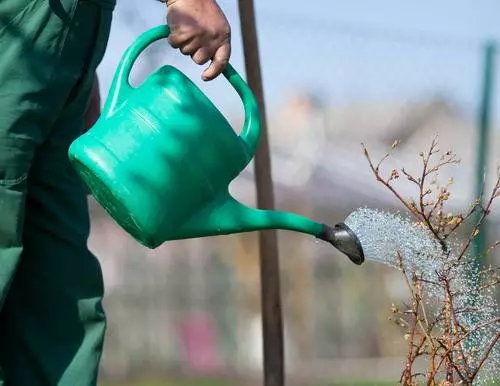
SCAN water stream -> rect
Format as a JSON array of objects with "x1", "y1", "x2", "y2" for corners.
[{"x1": 344, "y1": 207, "x2": 500, "y2": 384}]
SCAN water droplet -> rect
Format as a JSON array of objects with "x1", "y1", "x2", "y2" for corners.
[{"x1": 344, "y1": 207, "x2": 500, "y2": 383}]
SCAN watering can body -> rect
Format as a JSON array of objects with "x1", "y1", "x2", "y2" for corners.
[{"x1": 68, "y1": 25, "x2": 325, "y2": 249}]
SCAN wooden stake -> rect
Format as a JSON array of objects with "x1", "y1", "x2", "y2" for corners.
[{"x1": 237, "y1": 1, "x2": 284, "y2": 386}]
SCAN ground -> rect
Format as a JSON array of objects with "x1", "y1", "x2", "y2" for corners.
[
  {"x1": 100, "y1": 380, "x2": 500, "y2": 386},
  {"x1": 100, "y1": 380, "x2": 396, "y2": 386}
]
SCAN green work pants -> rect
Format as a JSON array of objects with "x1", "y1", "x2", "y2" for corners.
[{"x1": 0, "y1": 0, "x2": 114, "y2": 384}]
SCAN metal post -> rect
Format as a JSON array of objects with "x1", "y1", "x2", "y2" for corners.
[
  {"x1": 472, "y1": 41, "x2": 496, "y2": 263},
  {"x1": 237, "y1": 2, "x2": 284, "y2": 386}
]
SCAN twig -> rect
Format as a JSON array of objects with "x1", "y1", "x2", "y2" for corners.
[
  {"x1": 362, "y1": 137, "x2": 500, "y2": 384},
  {"x1": 363, "y1": 144, "x2": 422, "y2": 221},
  {"x1": 399, "y1": 254, "x2": 437, "y2": 353},
  {"x1": 434, "y1": 317, "x2": 500, "y2": 375},
  {"x1": 470, "y1": 331, "x2": 500, "y2": 378},
  {"x1": 458, "y1": 176, "x2": 500, "y2": 260}
]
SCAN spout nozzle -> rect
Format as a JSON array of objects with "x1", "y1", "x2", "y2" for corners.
[{"x1": 317, "y1": 223, "x2": 365, "y2": 265}]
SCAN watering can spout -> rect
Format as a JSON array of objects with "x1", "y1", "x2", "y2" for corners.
[
  {"x1": 316, "y1": 223, "x2": 365, "y2": 265},
  {"x1": 171, "y1": 193, "x2": 365, "y2": 266},
  {"x1": 172, "y1": 192, "x2": 324, "y2": 240}
]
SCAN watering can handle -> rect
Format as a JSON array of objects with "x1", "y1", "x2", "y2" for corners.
[{"x1": 106, "y1": 25, "x2": 262, "y2": 160}]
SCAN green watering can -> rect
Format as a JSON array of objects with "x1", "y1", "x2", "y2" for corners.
[{"x1": 68, "y1": 25, "x2": 364, "y2": 265}]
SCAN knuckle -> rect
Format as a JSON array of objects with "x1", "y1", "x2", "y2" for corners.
[
  {"x1": 215, "y1": 28, "x2": 230, "y2": 42},
  {"x1": 180, "y1": 46, "x2": 193, "y2": 55},
  {"x1": 193, "y1": 56, "x2": 208, "y2": 65},
  {"x1": 169, "y1": 41, "x2": 182, "y2": 49},
  {"x1": 205, "y1": 25, "x2": 230, "y2": 41},
  {"x1": 214, "y1": 58, "x2": 228, "y2": 66},
  {"x1": 213, "y1": 52, "x2": 229, "y2": 64},
  {"x1": 168, "y1": 36, "x2": 182, "y2": 48}
]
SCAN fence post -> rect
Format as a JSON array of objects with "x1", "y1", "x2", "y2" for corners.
[
  {"x1": 237, "y1": 2, "x2": 285, "y2": 386},
  {"x1": 472, "y1": 41, "x2": 496, "y2": 263}
]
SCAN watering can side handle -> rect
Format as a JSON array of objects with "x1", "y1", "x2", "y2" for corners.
[
  {"x1": 222, "y1": 65, "x2": 262, "y2": 160},
  {"x1": 103, "y1": 25, "x2": 172, "y2": 116}
]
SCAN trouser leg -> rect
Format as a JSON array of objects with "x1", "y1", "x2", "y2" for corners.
[{"x1": 0, "y1": 0, "x2": 113, "y2": 384}]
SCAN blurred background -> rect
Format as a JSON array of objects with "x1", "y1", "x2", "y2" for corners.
[{"x1": 92, "y1": 0, "x2": 500, "y2": 384}]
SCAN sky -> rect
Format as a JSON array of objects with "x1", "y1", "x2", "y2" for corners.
[{"x1": 97, "y1": 0, "x2": 500, "y2": 122}]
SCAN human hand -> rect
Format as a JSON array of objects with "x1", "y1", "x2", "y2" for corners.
[{"x1": 165, "y1": 0, "x2": 231, "y2": 81}]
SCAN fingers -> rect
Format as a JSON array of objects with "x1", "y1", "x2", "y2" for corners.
[
  {"x1": 202, "y1": 41, "x2": 230, "y2": 81},
  {"x1": 180, "y1": 38, "x2": 200, "y2": 56},
  {"x1": 169, "y1": 33, "x2": 230, "y2": 80},
  {"x1": 164, "y1": 0, "x2": 231, "y2": 81},
  {"x1": 168, "y1": 30, "x2": 194, "y2": 50},
  {"x1": 191, "y1": 47, "x2": 211, "y2": 65},
  {"x1": 169, "y1": 33, "x2": 209, "y2": 64}
]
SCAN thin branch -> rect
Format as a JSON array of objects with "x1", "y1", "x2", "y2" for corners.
[
  {"x1": 434, "y1": 317, "x2": 500, "y2": 374},
  {"x1": 486, "y1": 240, "x2": 500, "y2": 255},
  {"x1": 445, "y1": 201, "x2": 480, "y2": 238},
  {"x1": 363, "y1": 144, "x2": 422, "y2": 221},
  {"x1": 363, "y1": 138, "x2": 500, "y2": 384},
  {"x1": 458, "y1": 176, "x2": 500, "y2": 260},
  {"x1": 470, "y1": 331, "x2": 500, "y2": 379},
  {"x1": 399, "y1": 254, "x2": 437, "y2": 352}
]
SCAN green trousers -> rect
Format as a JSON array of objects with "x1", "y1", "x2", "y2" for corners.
[{"x1": 0, "y1": 0, "x2": 114, "y2": 384}]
